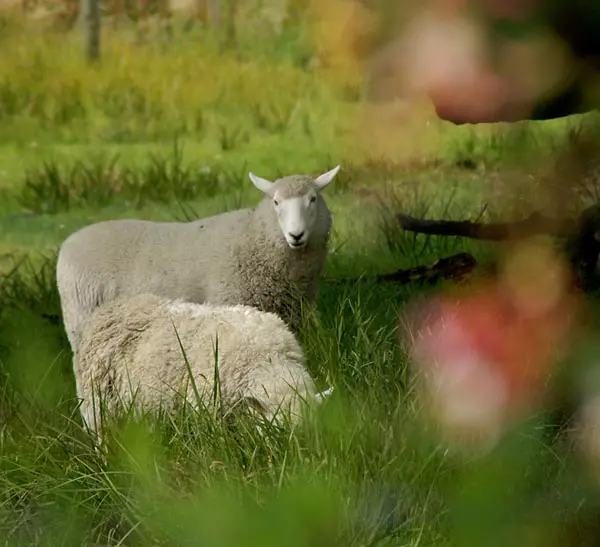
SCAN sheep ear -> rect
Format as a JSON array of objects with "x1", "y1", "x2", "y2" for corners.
[
  {"x1": 314, "y1": 165, "x2": 341, "y2": 190},
  {"x1": 315, "y1": 386, "x2": 335, "y2": 405},
  {"x1": 249, "y1": 172, "x2": 274, "y2": 196},
  {"x1": 244, "y1": 396, "x2": 269, "y2": 415}
]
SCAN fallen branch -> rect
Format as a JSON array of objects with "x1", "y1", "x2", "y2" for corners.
[
  {"x1": 325, "y1": 206, "x2": 600, "y2": 291},
  {"x1": 324, "y1": 252, "x2": 479, "y2": 286},
  {"x1": 376, "y1": 252, "x2": 478, "y2": 284},
  {"x1": 395, "y1": 205, "x2": 600, "y2": 291},
  {"x1": 396, "y1": 211, "x2": 574, "y2": 240}
]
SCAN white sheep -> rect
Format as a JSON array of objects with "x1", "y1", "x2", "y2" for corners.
[
  {"x1": 56, "y1": 166, "x2": 341, "y2": 354},
  {"x1": 74, "y1": 293, "x2": 331, "y2": 440}
]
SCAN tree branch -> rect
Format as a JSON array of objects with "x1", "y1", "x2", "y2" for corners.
[
  {"x1": 396, "y1": 211, "x2": 575, "y2": 240},
  {"x1": 324, "y1": 252, "x2": 479, "y2": 286},
  {"x1": 325, "y1": 205, "x2": 600, "y2": 292}
]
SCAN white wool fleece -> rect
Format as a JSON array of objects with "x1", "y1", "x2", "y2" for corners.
[
  {"x1": 57, "y1": 167, "x2": 340, "y2": 354},
  {"x1": 75, "y1": 293, "x2": 320, "y2": 440}
]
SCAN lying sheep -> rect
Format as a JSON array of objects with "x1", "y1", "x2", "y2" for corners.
[
  {"x1": 75, "y1": 293, "x2": 330, "y2": 440},
  {"x1": 57, "y1": 166, "x2": 341, "y2": 354}
]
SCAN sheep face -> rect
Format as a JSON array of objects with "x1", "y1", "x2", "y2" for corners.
[{"x1": 249, "y1": 166, "x2": 340, "y2": 250}]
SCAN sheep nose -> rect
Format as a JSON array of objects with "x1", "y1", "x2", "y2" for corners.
[{"x1": 289, "y1": 231, "x2": 305, "y2": 241}]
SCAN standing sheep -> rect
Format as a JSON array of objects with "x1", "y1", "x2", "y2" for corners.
[
  {"x1": 56, "y1": 166, "x2": 341, "y2": 354},
  {"x1": 75, "y1": 293, "x2": 327, "y2": 440}
]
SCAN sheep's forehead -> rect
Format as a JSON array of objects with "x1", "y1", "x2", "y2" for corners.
[{"x1": 272, "y1": 176, "x2": 317, "y2": 199}]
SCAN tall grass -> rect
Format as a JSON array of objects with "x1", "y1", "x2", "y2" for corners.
[
  {"x1": 0, "y1": 248, "x2": 448, "y2": 545},
  {"x1": 0, "y1": 7, "x2": 584, "y2": 181},
  {"x1": 0, "y1": 13, "x2": 351, "y2": 147},
  {"x1": 16, "y1": 140, "x2": 245, "y2": 213},
  {"x1": 0, "y1": 249, "x2": 596, "y2": 546},
  {"x1": 3, "y1": 9, "x2": 600, "y2": 546}
]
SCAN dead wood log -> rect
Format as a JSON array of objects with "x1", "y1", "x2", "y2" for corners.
[
  {"x1": 396, "y1": 211, "x2": 575, "y2": 240},
  {"x1": 395, "y1": 204, "x2": 600, "y2": 292},
  {"x1": 375, "y1": 252, "x2": 478, "y2": 284},
  {"x1": 324, "y1": 206, "x2": 600, "y2": 291},
  {"x1": 323, "y1": 252, "x2": 479, "y2": 286}
]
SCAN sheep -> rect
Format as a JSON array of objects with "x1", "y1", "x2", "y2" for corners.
[
  {"x1": 56, "y1": 166, "x2": 341, "y2": 354},
  {"x1": 74, "y1": 293, "x2": 331, "y2": 440}
]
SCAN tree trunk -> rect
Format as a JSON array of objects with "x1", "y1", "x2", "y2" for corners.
[
  {"x1": 82, "y1": 0, "x2": 101, "y2": 61},
  {"x1": 224, "y1": 0, "x2": 236, "y2": 50},
  {"x1": 209, "y1": 0, "x2": 220, "y2": 29}
]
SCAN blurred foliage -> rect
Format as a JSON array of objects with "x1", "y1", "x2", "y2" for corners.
[{"x1": 3, "y1": 2, "x2": 600, "y2": 545}]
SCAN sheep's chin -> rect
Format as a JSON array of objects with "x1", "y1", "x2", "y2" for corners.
[{"x1": 286, "y1": 239, "x2": 307, "y2": 250}]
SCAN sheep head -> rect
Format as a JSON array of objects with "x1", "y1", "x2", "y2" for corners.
[{"x1": 249, "y1": 166, "x2": 340, "y2": 250}]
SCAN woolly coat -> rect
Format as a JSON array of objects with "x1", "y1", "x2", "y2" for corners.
[
  {"x1": 74, "y1": 293, "x2": 317, "y2": 438},
  {"x1": 57, "y1": 176, "x2": 332, "y2": 353}
]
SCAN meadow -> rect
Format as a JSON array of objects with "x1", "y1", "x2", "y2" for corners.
[{"x1": 1, "y1": 6, "x2": 600, "y2": 545}]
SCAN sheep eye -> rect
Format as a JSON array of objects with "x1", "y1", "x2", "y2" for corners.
[
  {"x1": 310, "y1": 196, "x2": 316, "y2": 203},
  {"x1": 273, "y1": 199, "x2": 279, "y2": 206}
]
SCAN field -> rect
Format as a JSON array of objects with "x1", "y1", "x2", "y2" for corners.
[{"x1": 2, "y1": 7, "x2": 600, "y2": 546}]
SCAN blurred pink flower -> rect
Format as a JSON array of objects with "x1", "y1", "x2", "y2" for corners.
[
  {"x1": 479, "y1": 0, "x2": 538, "y2": 19},
  {"x1": 409, "y1": 278, "x2": 578, "y2": 445}
]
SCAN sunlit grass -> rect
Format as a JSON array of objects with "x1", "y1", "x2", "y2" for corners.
[{"x1": 1, "y1": 9, "x2": 600, "y2": 545}]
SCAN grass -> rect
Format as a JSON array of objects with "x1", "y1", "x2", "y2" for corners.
[{"x1": 2, "y1": 6, "x2": 600, "y2": 545}]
